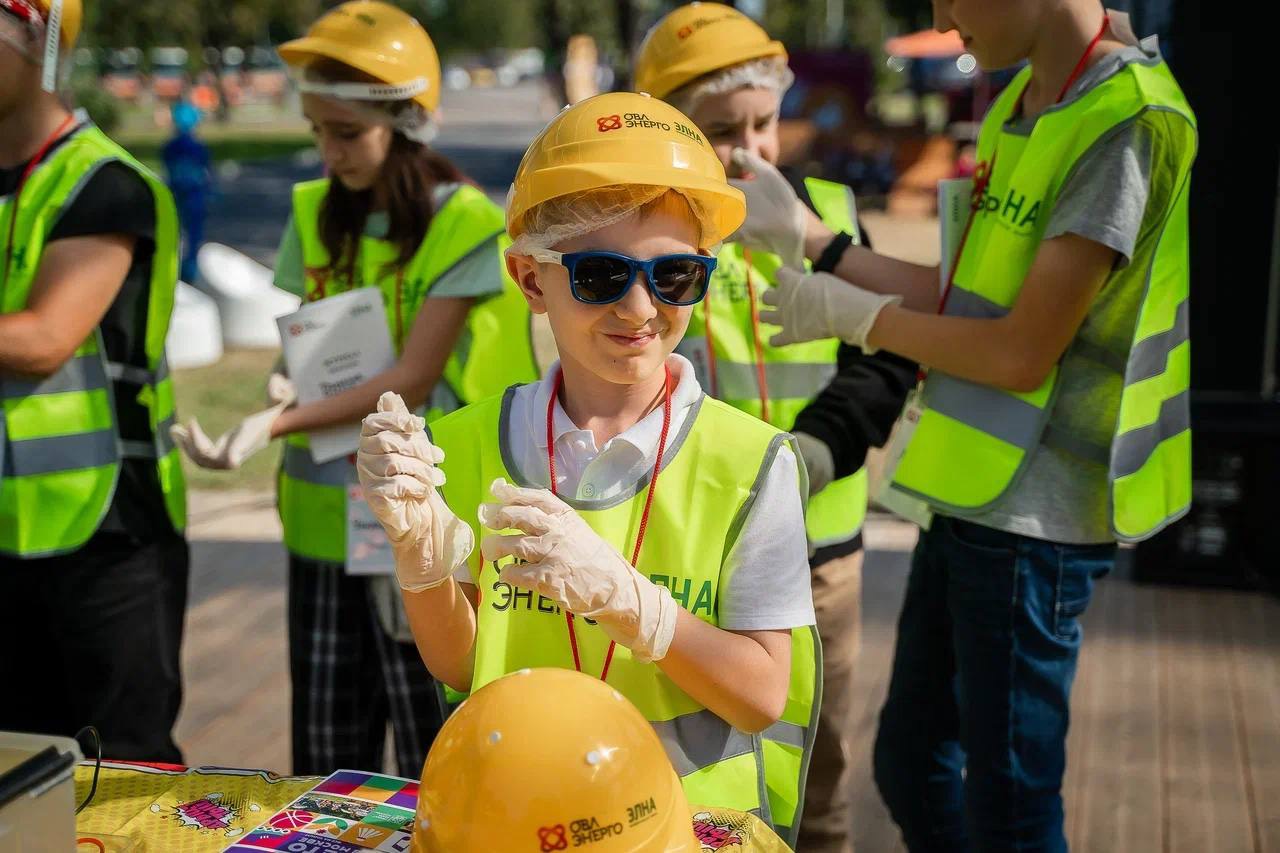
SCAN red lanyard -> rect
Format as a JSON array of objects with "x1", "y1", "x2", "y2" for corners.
[
  {"x1": 926, "y1": 14, "x2": 1109, "y2": 381},
  {"x1": 545, "y1": 363, "x2": 673, "y2": 682},
  {"x1": 2, "y1": 113, "x2": 75, "y2": 299},
  {"x1": 701, "y1": 248, "x2": 772, "y2": 424}
]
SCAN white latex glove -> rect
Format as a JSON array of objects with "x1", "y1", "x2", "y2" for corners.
[
  {"x1": 266, "y1": 372, "x2": 297, "y2": 407},
  {"x1": 170, "y1": 404, "x2": 287, "y2": 470},
  {"x1": 760, "y1": 267, "x2": 902, "y2": 353},
  {"x1": 793, "y1": 431, "x2": 835, "y2": 496},
  {"x1": 356, "y1": 392, "x2": 475, "y2": 593},
  {"x1": 728, "y1": 148, "x2": 807, "y2": 269},
  {"x1": 478, "y1": 478, "x2": 678, "y2": 663}
]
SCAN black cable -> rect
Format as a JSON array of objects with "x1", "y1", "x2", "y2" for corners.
[{"x1": 73, "y1": 726, "x2": 101, "y2": 815}]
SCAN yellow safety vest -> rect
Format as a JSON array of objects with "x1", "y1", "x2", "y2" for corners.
[
  {"x1": 1, "y1": 124, "x2": 185, "y2": 557},
  {"x1": 888, "y1": 53, "x2": 1197, "y2": 543},
  {"x1": 278, "y1": 179, "x2": 537, "y2": 562},
  {"x1": 430, "y1": 386, "x2": 821, "y2": 830},
  {"x1": 678, "y1": 177, "x2": 868, "y2": 551}
]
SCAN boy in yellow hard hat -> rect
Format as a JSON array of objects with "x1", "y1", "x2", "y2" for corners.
[
  {"x1": 357, "y1": 91, "x2": 820, "y2": 821},
  {"x1": 635, "y1": 6, "x2": 917, "y2": 849}
]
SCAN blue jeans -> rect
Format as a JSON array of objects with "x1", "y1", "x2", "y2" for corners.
[{"x1": 872, "y1": 516, "x2": 1114, "y2": 852}]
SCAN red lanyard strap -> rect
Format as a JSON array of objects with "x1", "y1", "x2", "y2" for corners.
[
  {"x1": 2, "y1": 113, "x2": 75, "y2": 297},
  {"x1": 545, "y1": 363, "x2": 673, "y2": 682},
  {"x1": 932, "y1": 14, "x2": 1110, "y2": 343}
]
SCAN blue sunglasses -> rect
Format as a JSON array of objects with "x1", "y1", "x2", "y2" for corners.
[{"x1": 531, "y1": 249, "x2": 718, "y2": 306}]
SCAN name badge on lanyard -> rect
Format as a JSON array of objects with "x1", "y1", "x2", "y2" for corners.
[
  {"x1": 875, "y1": 388, "x2": 934, "y2": 529},
  {"x1": 345, "y1": 466, "x2": 396, "y2": 575}
]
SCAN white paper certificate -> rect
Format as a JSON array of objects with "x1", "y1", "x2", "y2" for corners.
[
  {"x1": 938, "y1": 178, "x2": 974, "y2": 296},
  {"x1": 277, "y1": 288, "x2": 395, "y2": 464}
]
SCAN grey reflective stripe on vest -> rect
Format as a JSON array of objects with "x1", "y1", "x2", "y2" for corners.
[
  {"x1": 1127, "y1": 298, "x2": 1189, "y2": 383},
  {"x1": 942, "y1": 287, "x2": 1009, "y2": 319},
  {"x1": 118, "y1": 413, "x2": 179, "y2": 460},
  {"x1": 650, "y1": 708, "x2": 757, "y2": 778},
  {"x1": 762, "y1": 720, "x2": 806, "y2": 749},
  {"x1": 707, "y1": 359, "x2": 837, "y2": 403},
  {"x1": 922, "y1": 373, "x2": 1044, "y2": 450},
  {"x1": 2, "y1": 428, "x2": 118, "y2": 476},
  {"x1": 107, "y1": 361, "x2": 156, "y2": 385},
  {"x1": 2, "y1": 353, "x2": 108, "y2": 398},
  {"x1": 1112, "y1": 387, "x2": 1190, "y2": 478},
  {"x1": 155, "y1": 414, "x2": 177, "y2": 456},
  {"x1": 283, "y1": 443, "x2": 352, "y2": 487}
]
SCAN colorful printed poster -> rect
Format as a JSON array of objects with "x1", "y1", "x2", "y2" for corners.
[{"x1": 224, "y1": 770, "x2": 417, "y2": 853}]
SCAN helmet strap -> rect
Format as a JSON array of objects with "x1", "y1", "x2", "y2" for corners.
[{"x1": 39, "y1": 0, "x2": 60, "y2": 92}]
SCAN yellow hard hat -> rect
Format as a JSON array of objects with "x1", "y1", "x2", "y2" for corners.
[
  {"x1": 277, "y1": 0, "x2": 441, "y2": 113},
  {"x1": 31, "y1": 0, "x2": 81, "y2": 49},
  {"x1": 506, "y1": 91, "x2": 745, "y2": 245},
  {"x1": 634, "y1": 2, "x2": 786, "y2": 100},
  {"x1": 412, "y1": 668, "x2": 699, "y2": 853}
]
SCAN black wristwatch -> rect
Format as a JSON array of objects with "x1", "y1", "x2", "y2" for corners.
[{"x1": 813, "y1": 231, "x2": 855, "y2": 273}]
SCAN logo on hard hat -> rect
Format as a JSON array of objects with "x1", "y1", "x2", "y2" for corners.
[
  {"x1": 538, "y1": 824, "x2": 569, "y2": 851},
  {"x1": 676, "y1": 14, "x2": 733, "y2": 39},
  {"x1": 596, "y1": 114, "x2": 623, "y2": 132}
]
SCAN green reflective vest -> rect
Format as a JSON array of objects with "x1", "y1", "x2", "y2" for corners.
[
  {"x1": 278, "y1": 179, "x2": 538, "y2": 562},
  {"x1": 430, "y1": 387, "x2": 821, "y2": 830},
  {"x1": 888, "y1": 52, "x2": 1197, "y2": 543},
  {"x1": 1, "y1": 124, "x2": 185, "y2": 557},
  {"x1": 678, "y1": 177, "x2": 868, "y2": 551}
]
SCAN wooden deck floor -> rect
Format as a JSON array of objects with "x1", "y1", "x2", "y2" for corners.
[{"x1": 177, "y1": 491, "x2": 1280, "y2": 851}]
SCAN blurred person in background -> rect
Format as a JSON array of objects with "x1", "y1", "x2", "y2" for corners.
[
  {"x1": 161, "y1": 99, "x2": 212, "y2": 284},
  {"x1": 170, "y1": 0, "x2": 538, "y2": 776},
  {"x1": 0, "y1": 0, "x2": 189, "y2": 761},
  {"x1": 635, "y1": 6, "x2": 916, "y2": 850}
]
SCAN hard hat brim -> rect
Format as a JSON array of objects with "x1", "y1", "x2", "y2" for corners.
[
  {"x1": 278, "y1": 36, "x2": 438, "y2": 112},
  {"x1": 643, "y1": 39, "x2": 787, "y2": 100},
  {"x1": 510, "y1": 162, "x2": 745, "y2": 246}
]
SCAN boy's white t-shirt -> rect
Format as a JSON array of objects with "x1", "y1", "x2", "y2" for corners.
[{"x1": 452, "y1": 354, "x2": 816, "y2": 631}]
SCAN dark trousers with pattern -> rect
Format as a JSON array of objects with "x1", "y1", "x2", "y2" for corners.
[{"x1": 287, "y1": 556, "x2": 445, "y2": 777}]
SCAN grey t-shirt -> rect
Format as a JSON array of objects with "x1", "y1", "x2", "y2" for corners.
[
  {"x1": 272, "y1": 182, "x2": 505, "y2": 302},
  {"x1": 966, "y1": 41, "x2": 1189, "y2": 544}
]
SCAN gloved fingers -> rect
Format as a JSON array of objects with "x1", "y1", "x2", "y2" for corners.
[
  {"x1": 172, "y1": 418, "x2": 234, "y2": 468},
  {"x1": 479, "y1": 531, "x2": 550, "y2": 564},
  {"x1": 358, "y1": 429, "x2": 444, "y2": 464},
  {"x1": 759, "y1": 306, "x2": 784, "y2": 326},
  {"x1": 730, "y1": 146, "x2": 771, "y2": 179},
  {"x1": 477, "y1": 502, "x2": 555, "y2": 535},
  {"x1": 357, "y1": 451, "x2": 445, "y2": 486},
  {"x1": 498, "y1": 560, "x2": 566, "y2": 603},
  {"x1": 361, "y1": 392, "x2": 425, "y2": 436},
  {"x1": 487, "y1": 478, "x2": 570, "y2": 515},
  {"x1": 363, "y1": 473, "x2": 433, "y2": 504},
  {"x1": 266, "y1": 373, "x2": 297, "y2": 406},
  {"x1": 774, "y1": 266, "x2": 805, "y2": 288},
  {"x1": 768, "y1": 330, "x2": 798, "y2": 348}
]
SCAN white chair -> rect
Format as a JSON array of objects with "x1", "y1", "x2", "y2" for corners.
[
  {"x1": 165, "y1": 281, "x2": 223, "y2": 369},
  {"x1": 198, "y1": 242, "x2": 301, "y2": 349}
]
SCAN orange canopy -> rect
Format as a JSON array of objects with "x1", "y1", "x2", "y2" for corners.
[{"x1": 884, "y1": 29, "x2": 966, "y2": 59}]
